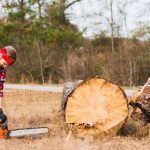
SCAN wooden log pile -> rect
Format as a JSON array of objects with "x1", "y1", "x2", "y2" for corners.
[{"x1": 61, "y1": 77, "x2": 129, "y2": 138}]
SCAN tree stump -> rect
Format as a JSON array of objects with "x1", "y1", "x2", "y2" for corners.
[{"x1": 62, "y1": 77, "x2": 129, "y2": 138}]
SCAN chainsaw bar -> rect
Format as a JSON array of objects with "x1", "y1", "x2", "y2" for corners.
[{"x1": 9, "y1": 127, "x2": 49, "y2": 138}]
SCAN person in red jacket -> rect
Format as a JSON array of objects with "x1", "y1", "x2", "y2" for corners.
[{"x1": 0, "y1": 46, "x2": 17, "y2": 139}]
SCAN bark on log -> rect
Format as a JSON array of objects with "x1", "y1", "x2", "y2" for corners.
[
  {"x1": 129, "y1": 78, "x2": 150, "y2": 120},
  {"x1": 61, "y1": 80, "x2": 83, "y2": 111},
  {"x1": 62, "y1": 77, "x2": 128, "y2": 138}
]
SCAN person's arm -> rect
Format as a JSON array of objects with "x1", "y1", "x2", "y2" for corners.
[
  {"x1": 0, "y1": 83, "x2": 4, "y2": 109},
  {"x1": 0, "y1": 97, "x2": 2, "y2": 109},
  {"x1": 0, "y1": 71, "x2": 8, "y2": 130},
  {"x1": 0, "y1": 69, "x2": 6, "y2": 109}
]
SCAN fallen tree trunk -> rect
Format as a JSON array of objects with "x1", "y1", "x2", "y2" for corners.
[
  {"x1": 129, "y1": 78, "x2": 150, "y2": 120},
  {"x1": 62, "y1": 77, "x2": 128, "y2": 138}
]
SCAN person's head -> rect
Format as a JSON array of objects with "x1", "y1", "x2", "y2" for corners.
[{"x1": 0, "y1": 46, "x2": 17, "y2": 68}]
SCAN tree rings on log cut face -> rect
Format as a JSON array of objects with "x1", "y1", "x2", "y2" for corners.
[{"x1": 63, "y1": 77, "x2": 128, "y2": 137}]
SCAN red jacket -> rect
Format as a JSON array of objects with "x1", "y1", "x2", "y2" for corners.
[{"x1": 0, "y1": 67, "x2": 6, "y2": 97}]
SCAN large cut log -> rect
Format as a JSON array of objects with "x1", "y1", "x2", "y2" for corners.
[
  {"x1": 129, "y1": 78, "x2": 150, "y2": 120},
  {"x1": 62, "y1": 77, "x2": 128, "y2": 138}
]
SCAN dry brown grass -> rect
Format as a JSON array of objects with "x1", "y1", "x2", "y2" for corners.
[{"x1": 0, "y1": 89, "x2": 150, "y2": 150}]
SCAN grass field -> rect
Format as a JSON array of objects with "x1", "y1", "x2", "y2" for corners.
[{"x1": 0, "y1": 90, "x2": 150, "y2": 150}]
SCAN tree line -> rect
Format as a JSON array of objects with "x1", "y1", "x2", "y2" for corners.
[{"x1": 0, "y1": 0, "x2": 149, "y2": 86}]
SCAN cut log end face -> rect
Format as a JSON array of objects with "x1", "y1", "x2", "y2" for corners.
[{"x1": 64, "y1": 77, "x2": 128, "y2": 132}]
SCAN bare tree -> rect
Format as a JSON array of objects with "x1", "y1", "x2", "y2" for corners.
[
  {"x1": 52, "y1": 0, "x2": 82, "y2": 24},
  {"x1": 28, "y1": 0, "x2": 45, "y2": 18},
  {"x1": 34, "y1": 41, "x2": 45, "y2": 84},
  {"x1": 109, "y1": 0, "x2": 115, "y2": 54}
]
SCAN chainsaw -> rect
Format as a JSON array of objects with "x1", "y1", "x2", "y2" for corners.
[
  {"x1": 0, "y1": 109, "x2": 49, "y2": 139},
  {"x1": 0, "y1": 127, "x2": 49, "y2": 139}
]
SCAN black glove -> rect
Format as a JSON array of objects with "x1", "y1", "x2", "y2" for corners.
[{"x1": 0, "y1": 109, "x2": 7, "y2": 129}]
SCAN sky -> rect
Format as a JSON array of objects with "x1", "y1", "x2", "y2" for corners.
[
  {"x1": 0, "y1": 0, "x2": 149, "y2": 38},
  {"x1": 66, "y1": 0, "x2": 150, "y2": 38}
]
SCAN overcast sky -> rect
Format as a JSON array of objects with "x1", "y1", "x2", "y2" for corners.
[
  {"x1": 0, "y1": 0, "x2": 149, "y2": 38},
  {"x1": 66, "y1": 0, "x2": 150, "y2": 38}
]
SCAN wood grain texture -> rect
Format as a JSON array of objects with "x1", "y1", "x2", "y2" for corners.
[{"x1": 63, "y1": 77, "x2": 128, "y2": 137}]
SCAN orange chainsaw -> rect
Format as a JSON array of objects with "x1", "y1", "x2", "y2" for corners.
[
  {"x1": 0, "y1": 127, "x2": 8, "y2": 139},
  {"x1": 0, "y1": 109, "x2": 8, "y2": 139},
  {"x1": 0, "y1": 109, "x2": 49, "y2": 139},
  {"x1": 0, "y1": 126, "x2": 49, "y2": 139}
]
